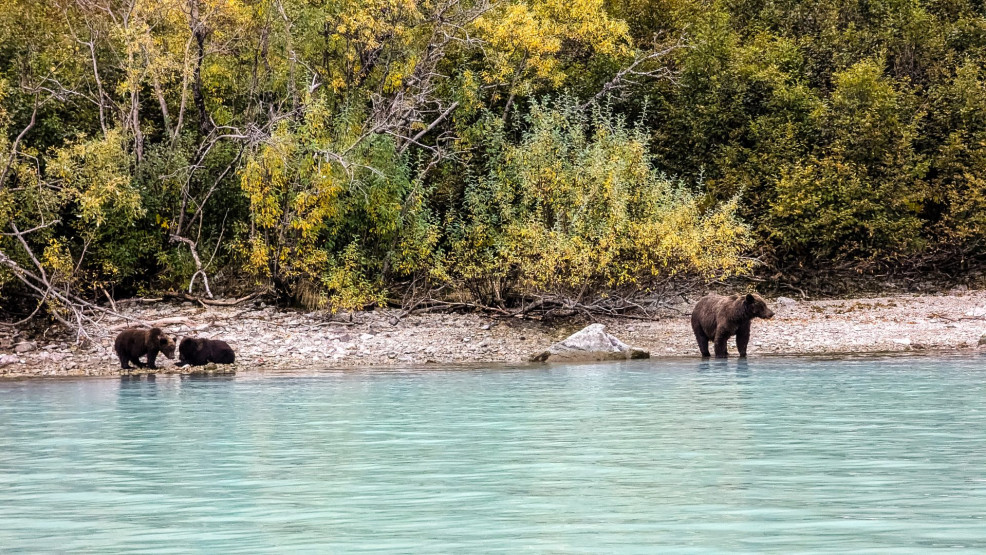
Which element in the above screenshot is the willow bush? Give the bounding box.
[238,100,438,310]
[451,99,751,305]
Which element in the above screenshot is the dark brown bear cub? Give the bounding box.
[691,293,774,358]
[114,327,176,369]
[178,337,235,366]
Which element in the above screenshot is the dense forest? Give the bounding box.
[2,0,986,326]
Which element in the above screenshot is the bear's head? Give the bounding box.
[149,327,177,359]
[744,293,774,320]
[178,337,203,365]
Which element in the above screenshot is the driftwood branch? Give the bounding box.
[170,234,213,298]
[163,291,263,306]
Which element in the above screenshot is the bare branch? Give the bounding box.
[581,36,687,110]
[0,99,39,191]
[170,234,213,298]
[398,101,459,155]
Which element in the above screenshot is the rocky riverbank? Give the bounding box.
[3,290,986,378]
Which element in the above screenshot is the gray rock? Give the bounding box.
[0,354,19,367]
[978,334,986,347]
[776,296,797,306]
[530,324,649,362]
[14,341,37,353]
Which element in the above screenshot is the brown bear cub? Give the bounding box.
[691,293,775,358]
[114,327,177,369]
[178,337,235,366]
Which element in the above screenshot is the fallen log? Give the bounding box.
[116,297,165,306]
[163,291,263,307]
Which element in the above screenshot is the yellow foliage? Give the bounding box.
[48,129,143,228]
[42,239,74,284]
[320,243,386,312]
[474,0,632,94]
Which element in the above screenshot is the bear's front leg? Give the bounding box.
[736,322,751,358]
[146,349,159,369]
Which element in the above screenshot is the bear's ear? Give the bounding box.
[745,293,755,304]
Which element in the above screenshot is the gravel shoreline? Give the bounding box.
[3,291,986,378]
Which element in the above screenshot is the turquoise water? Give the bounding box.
[2,357,986,553]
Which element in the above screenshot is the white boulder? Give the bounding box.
[531,324,649,362]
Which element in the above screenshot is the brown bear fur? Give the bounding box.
[691,293,774,358]
[114,327,176,369]
[178,337,235,366]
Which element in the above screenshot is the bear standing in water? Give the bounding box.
[114,327,177,369]
[691,293,774,358]
[178,337,236,366]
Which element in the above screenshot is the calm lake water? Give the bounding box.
[2,356,986,553]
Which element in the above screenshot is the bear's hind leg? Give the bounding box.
[694,329,711,358]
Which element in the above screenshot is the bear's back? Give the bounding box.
[114,329,148,355]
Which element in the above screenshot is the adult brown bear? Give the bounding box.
[178,337,235,366]
[691,293,774,358]
[114,327,176,369]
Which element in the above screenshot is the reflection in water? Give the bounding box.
[1,357,986,552]
[179,373,238,383]
[695,357,751,377]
